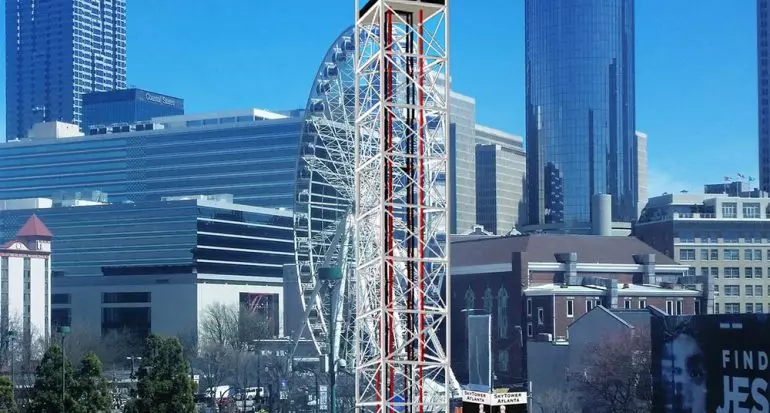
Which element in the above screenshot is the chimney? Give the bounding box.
[633,253,656,285]
[555,252,578,286]
[605,279,619,309]
[591,194,612,236]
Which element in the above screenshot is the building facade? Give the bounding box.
[759,0,770,191]
[635,192,770,314]
[0,215,53,351]
[449,92,478,233]
[525,0,637,230]
[82,88,184,129]
[6,0,127,138]
[450,234,704,387]
[0,110,303,208]
[475,126,526,234]
[0,195,294,279]
[636,131,648,218]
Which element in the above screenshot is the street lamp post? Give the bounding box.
[58,326,71,413]
[318,267,342,413]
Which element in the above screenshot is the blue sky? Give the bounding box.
[0,1,759,196]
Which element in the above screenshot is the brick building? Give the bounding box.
[450,234,710,387]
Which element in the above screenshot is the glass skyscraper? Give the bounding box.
[525,0,636,229]
[759,0,770,192]
[5,0,127,139]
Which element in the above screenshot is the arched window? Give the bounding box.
[464,287,475,310]
[483,287,493,314]
[498,287,509,338]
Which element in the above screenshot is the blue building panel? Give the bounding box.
[0,119,302,209]
[525,0,637,227]
[82,89,185,128]
[0,200,294,278]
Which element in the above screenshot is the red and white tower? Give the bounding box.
[354,1,451,412]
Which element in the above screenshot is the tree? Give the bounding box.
[74,351,110,412]
[130,334,195,413]
[572,327,652,413]
[28,344,79,413]
[0,376,17,413]
[532,388,578,413]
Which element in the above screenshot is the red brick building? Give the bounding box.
[449,234,710,387]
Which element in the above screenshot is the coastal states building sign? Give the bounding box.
[652,314,770,412]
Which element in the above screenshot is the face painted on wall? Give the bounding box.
[666,333,707,412]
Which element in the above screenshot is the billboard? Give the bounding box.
[652,314,770,413]
[467,314,492,391]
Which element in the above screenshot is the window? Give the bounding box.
[700,267,709,276]
[687,267,696,276]
[639,299,647,309]
[757,249,764,261]
[566,299,574,318]
[497,350,509,373]
[747,285,755,296]
[537,308,544,325]
[676,300,683,315]
[51,294,71,305]
[714,285,720,294]
[758,303,765,313]
[464,287,475,310]
[758,285,765,296]
[725,303,741,314]
[102,292,151,304]
[695,299,701,315]
[483,288,493,313]
[700,249,709,260]
[526,298,532,317]
[527,323,533,337]
[679,249,696,261]
[722,202,738,218]
[747,303,755,314]
[745,249,755,260]
[746,267,754,278]
[757,267,764,278]
[624,299,632,309]
[725,267,740,278]
[497,288,508,339]
[710,250,719,260]
[724,233,739,243]
[715,303,720,314]
[743,202,761,218]
[725,249,740,260]
[586,299,598,312]
[711,267,720,278]
[666,301,674,315]
[724,285,741,296]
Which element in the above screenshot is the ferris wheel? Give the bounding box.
[292,26,359,367]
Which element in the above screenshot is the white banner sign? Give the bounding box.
[462,390,528,406]
[319,385,329,411]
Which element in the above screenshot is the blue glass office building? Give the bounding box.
[5,0,127,139]
[0,117,302,208]
[0,199,294,278]
[82,88,184,129]
[525,0,637,228]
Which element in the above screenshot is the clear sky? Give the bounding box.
[0,0,759,196]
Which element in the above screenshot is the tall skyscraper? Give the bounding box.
[636,131,648,218]
[525,0,636,231]
[759,0,770,191]
[6,0,127,139]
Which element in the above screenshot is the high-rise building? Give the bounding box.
[636,131,648,218]
[525,0,637,231]
[449,92,478,234]
[82,89,184,129]
[475,125,526,234]
[6,0,127,139]
[759,0,770,191]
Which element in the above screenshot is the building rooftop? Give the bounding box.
[451,234,677,267]
[16,214,53,238]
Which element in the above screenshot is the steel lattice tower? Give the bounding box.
[354,1,451,412]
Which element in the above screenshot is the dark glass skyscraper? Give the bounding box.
[525,0,636,229]
[5,0,127,139]
[759,0,770,192]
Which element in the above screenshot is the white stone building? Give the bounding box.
[0,214,52,350]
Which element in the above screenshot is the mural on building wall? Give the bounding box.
[239,292,279,336]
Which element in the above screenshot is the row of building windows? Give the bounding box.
[679,248,768,261]
[716,303,768,314]
[717,284,766,296]
[691,266,769,278]
[677,233,767,243]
